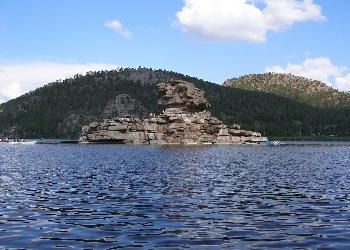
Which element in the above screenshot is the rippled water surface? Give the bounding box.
[1,143,350,249]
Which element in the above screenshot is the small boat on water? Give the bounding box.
[0,138,10,143]
[1,138,37,145]
[8,141,37,145]
[271,141,280,146]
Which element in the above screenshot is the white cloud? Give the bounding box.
[105,20,133,39]
[0,61,120,104]
[266,57,345,84]
[175,0,325,43]
[335,74,350,92]
[266,57,350,92]
[0,81,21,103]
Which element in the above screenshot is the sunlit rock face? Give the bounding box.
[157,80,209,111]
[79,80,267,144]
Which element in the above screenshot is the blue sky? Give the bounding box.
[0,0,349,102]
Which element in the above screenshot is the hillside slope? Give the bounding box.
[1,68,350,138]
[224,73,350,108]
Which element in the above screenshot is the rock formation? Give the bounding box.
[103,94,149,119]
[79,80,268,144]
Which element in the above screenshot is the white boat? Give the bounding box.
[8,141,37,145]
[271,141,280,146]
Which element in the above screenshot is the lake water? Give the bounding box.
[1,143,350,249]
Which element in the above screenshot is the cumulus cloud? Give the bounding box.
[0,82,21,104]
[105,20,133,39]
[266,57,350,92]
[175,0,325,43]
[335,74,350,92]
[0,61,120,103]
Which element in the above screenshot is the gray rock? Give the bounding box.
[79,80,267,144]
[103,94,148,119]
[157,80,209,111]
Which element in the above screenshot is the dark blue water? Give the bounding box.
[1,143,350,249]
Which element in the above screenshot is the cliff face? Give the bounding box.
[157,81,210,111]
[224,73,350,108]
[79,80,267,144]
[103,94,149,119]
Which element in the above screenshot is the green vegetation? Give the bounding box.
[224,73,350,108]
[1,68,350,139]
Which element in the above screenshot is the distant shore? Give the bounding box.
[269,136,350,142]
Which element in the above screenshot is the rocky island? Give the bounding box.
[79,80,268,144]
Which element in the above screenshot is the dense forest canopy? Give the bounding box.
[1,68,350,139]
[225,73,350,108]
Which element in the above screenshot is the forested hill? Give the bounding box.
[1,68,350,139]
[224,73,350,108]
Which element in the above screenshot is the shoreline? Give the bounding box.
[269,136,350,142]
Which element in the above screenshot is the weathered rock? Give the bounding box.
[158,80,209,111]
[103,94,149,119]
[79,80,268,144]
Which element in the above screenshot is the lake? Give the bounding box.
[1,143,350,249]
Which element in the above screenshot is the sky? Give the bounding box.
[0,0,350,103]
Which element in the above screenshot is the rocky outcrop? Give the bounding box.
[103,94,149,119]
[157,81,209,111]
[79,80,267,144]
